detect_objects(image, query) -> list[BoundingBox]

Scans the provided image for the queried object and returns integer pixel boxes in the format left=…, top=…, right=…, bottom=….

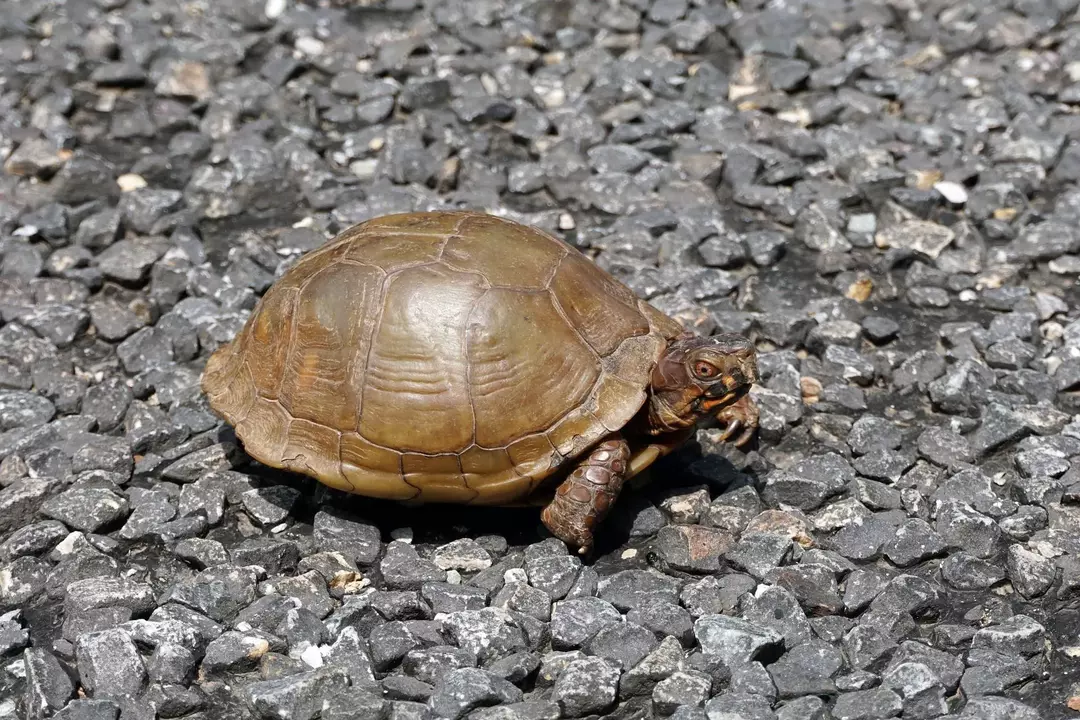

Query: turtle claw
left=715, top=394, right=759, bottom=448
left=734, top=424, right=756, bottom=448
left=717, top=419, right=742, bottom=444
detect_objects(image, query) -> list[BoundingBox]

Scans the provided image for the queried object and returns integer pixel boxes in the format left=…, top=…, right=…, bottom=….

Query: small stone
left=243, top=667, right=350, bottom=720
left=796, top=203, right=851, bottom=252
left=882, top=520, right=946, bottom=567
left=1006, top=545, right=1056, bottom=598
left=5, top=139, right=67, bottom=178
left=941, top=553, right=1006, bottom=590
left=167, top=565, right=258, bottom=622
left=428, top=668, right=523, bottom=720
left=24, top=647, right=75, bottom=715
left=524, top=554, right=580, bottom=601
left=693, top=614, right=783, bottom=666
left=626, top=599, right=694, bottom=646
left=832, top=687, right=902, bottom=720
left=861, top=315, right=899, bottom=343
left=598, top=569, right=680, bottom=611
left=551, top=656, right=620, bottom=717
left=155, top=61, right=212, bottom=100
left=381, top=542, right=445, bottom=590
left=492, top=582, right=552, bottom=622
left=876, top=220, right=954, bottom=259
left=583, top=622, right=659, bottom=671
left=313, top=508, right=381, bottom=565
left=65, top=576, right=156, bottom=616
left=434, top=539, right=492, bottom=572
left=653, top=525, right=734, bottom=573
left=933, top=182, right=968, bottom=205
left=972, top=614, right=1045, bottom=657
left=41, top=487, right=130, bottom=533
left=441, top=609, right=527, bottom=664
left=550, top=597, right=621, bottom=649
left=917, top=427, right=974, bottom=467
left=75, top=628, right=147, bottom=699
left=241, top=486, right=301, bottom=526
left=652, top=671, right=712, bottom=714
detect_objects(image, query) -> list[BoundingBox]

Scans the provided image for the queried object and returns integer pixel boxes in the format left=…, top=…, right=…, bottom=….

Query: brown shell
left=201, top=211, right=684, bottom=505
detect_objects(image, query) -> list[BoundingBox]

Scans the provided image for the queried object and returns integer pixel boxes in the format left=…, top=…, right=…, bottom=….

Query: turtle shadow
left=241, top=463, right=549, bottom=547
left=234, top=435, right=761, bottom=559
left=590, top=442, right=762, bottom=560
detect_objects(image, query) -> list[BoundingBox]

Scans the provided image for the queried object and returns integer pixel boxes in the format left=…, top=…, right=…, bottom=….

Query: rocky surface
left=1, top=0, right=1079, bottom=718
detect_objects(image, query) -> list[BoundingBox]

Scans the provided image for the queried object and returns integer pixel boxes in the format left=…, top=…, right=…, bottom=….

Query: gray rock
left=53, top=699, right=122, bottom=720
left=550, top=596, right=621, bottom=649
left=694, top=614, right=784, bottom=666
left=166, top=565, right=258, bottom=622
left=653, top=670, right=712, bottom=714
left=831, top=687, right=902, bottom=720
left=381, top=542, right=445, bottom=590
left=551, top=656, right=620, bottom=717
left=41, top=487, right=130, bottom=533
left=65, top=576, right=156, bottom=616
left=24, top=647, right=75, bottom=716
left=598, top=569, right=680, bottom=611
left=241, top=485, right=301, bottom=526
left=524, top=554, right=580, bottom=600
left=1006, top=545, right=1056, bottom=598
left=311, top=508, right=382, bottom=565
left=627, top=599, right=694, bottom=646
left=243, top=667, right=350, bottom=720
left=433, top=539, right=492, bottom=572
left=702, top=692, right=776, bottom=720
left=880, top=662, right=947, bottom=719
left=75, top=628, right=147, bottom=699
left=202, top=629, right=277, bottom=674
left=428, top=668, right=523, bottom=719
left=442, top=608, right=526, bottom=664
left=584, top=621, right=659, bottom=671
left=972, top=614, right=1045, bottom=657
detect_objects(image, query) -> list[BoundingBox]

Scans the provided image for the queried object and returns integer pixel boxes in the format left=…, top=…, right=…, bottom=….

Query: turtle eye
left=693, top=360, right=718, bottom=379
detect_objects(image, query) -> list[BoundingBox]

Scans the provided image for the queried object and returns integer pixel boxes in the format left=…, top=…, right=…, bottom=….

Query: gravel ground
left=2, top=0, right=1080, bottom=718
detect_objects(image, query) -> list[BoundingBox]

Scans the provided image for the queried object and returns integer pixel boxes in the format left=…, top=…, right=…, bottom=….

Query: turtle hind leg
left=540, top=433, right=631, bottom=555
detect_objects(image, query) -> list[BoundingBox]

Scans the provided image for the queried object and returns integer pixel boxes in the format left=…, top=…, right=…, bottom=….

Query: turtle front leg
left=714, top=393, right=759, bottom=447
left=541, top=434, right=630, bottom=555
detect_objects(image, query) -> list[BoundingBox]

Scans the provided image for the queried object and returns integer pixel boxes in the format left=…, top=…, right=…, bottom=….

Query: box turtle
left=201, top=211, right=759, bottom=553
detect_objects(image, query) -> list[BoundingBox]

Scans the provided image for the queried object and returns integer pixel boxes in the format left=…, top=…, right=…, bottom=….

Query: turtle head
left=645, top=332, right=758, bottom=434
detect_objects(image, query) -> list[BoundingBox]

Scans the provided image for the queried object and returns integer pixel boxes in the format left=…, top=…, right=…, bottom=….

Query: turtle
left=201, top=210, right=759, bottom=554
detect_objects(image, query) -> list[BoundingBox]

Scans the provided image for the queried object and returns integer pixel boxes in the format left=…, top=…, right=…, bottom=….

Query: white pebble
left=445, top=570, right=462, bottom=585
left=620, top=548, right=638, bottom=560
left=958, top=289, right=977, bottom=302
left=300, top=644, right=324, bottom=668
left=116, top=173, right=147, bottom=192
left=933, top=181, right=968, bottom=205
left=847, top=214, right=876, bottom=234
left=350, top=159, right=378, bottom=180
left=558, top=212, right=575, bottom=231
left=265, top=0, right=286, bottom=19
left=295, top=36, right=325, bottom=57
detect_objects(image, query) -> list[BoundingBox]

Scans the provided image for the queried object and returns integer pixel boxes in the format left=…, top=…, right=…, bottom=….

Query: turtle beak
left=700, top=380, right=749, bottom=412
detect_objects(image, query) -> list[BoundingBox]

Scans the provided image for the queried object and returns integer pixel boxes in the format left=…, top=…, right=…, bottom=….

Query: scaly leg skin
left=715, top=393, right=759, bottom=448
left=540, top=435, right=630, bottom=556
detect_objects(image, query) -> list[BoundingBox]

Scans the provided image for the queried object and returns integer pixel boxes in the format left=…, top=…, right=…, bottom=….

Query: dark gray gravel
left=1, top=0, right=1080, bottom=718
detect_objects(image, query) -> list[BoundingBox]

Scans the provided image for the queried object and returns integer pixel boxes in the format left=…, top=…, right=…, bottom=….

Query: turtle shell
left=201, top=211, right=684, bottom=505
